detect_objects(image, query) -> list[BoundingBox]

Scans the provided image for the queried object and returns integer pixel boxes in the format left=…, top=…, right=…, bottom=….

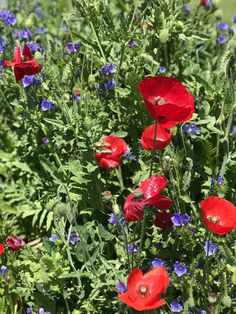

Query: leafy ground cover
left=0, top=0, right=236, bottom=313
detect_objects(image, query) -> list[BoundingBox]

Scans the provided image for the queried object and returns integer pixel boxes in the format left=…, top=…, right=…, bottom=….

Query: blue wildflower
left=61, top=23, right=69, bottom=30
left=217, top=176, right=224, bottom=185
left=184, top=5, right=191, bottom=12
left=173, top=261, right=188, bottom=277
left=217, top=22, right=228, bottom=31
left=101, top=63, right=116, bottom=75
left=26, top=308, right=33, bottom=314
left=170, top=300, right=184, bottom=312
left=171, top=213, right=191, bottom=226
left=65, top=42, right=80, bottom=53
left=128, top=243, right=138, bottom=253
left=151, top=258, right=165, bottom=268
left=0, top=10, right=16, bottom=26
left=49, top=234, right=58, bottom=243
left=40, top=99, right=56, bottom=111
left=38, top=309, right=45, bottom=314
left=204, top=0, right=212, bottom=8
left=108, top=213, right=118, bottom=225
left=199, top=309, right=207, bottom=314
left=35, top=8, right=43, bottom=16
left=1, top=266, right=7, bottom=277
left=116, top=281, right=127, bottom=293
left=159, top=66, right=166, bottom=73
left=27, top=41, right=44, bottom=54
left=22, top=75, right=37, bottom=88
left=128, top=41, right=137, bottom=47
left=69, top=233, right=80, bottom=245
left=182, top=123, right=201, bottom=135
left=232, top=126, right=236, bottom=136
left=217, top=34, right=228, bottom=45
left=36, top=27, right=46, bottom=35
left=233, top=16, right=236, bottom=23
left=42, top=137, right=49, bottom=145
left=123, top=148, right=136, bottom=161
left=107, top=79, right=116, bottom=90
left=204, top=240, right=218, bottom=256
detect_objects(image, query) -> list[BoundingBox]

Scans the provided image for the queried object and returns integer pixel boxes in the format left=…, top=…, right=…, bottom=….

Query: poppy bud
left=176, top=21, right=184, bottom=30
left=222, top=295, right=231, bottom=307
left=112, top=204, right=120, bottom=216
left=84, top=116, right=92, bottom=129
left=102, top=190, right=112, bottom=201
left=24, top=13, right=35, bottom=28
left=188, top=297, right=195, bottom=308
left=214, top=9, right=223, bottom=18
left=34, top=51, right=44, bottom=65
left=212, top=0, right=220, bottom=7
left=6, top=236, right=25, bottom=251
left=159, top=29, right=169, bottom=43
left=208, top=293, right=217, bottom=304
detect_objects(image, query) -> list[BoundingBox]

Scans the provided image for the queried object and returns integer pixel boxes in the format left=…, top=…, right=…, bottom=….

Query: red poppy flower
left=201, top=196, right=236, bottom=235
left=123, top=193, right=145, bottom=221
left=5, top=44, right=42, bottom=81
left=138, top=76, right=194, bottom=129
left=118, top=267, right=169, bottom=311
left=73, top=90, right=80, bottom=96
left=6, top=235, right=25, bottom=251
left=123, top=176, right=172, bottom=221
left=141, top=124, right=173, bottom=150
left=0, top=243, right=4, bottom=255
left=153, top=212, right=174, bottom=229
left=95, top=135, right=128, bottom=169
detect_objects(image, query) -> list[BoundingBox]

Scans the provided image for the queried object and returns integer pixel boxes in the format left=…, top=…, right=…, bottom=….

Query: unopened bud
left=222, top=295, right=231, bottom=308
left=34, top=51, right=44, bottom=65
left=24, top=14, right=35, bottom=28
left=84, top=116, right=92, bottom=129
left=214, top=9, right=223, bottom=18
left=159, top=29, right=169, bottom=43
left=112, top=204, right=120, bottom=216
left=188, top=297, right=195, bottom=308
left=102, top=190, right=112, bottom=201
left=208, top=293, right=217, bottom=304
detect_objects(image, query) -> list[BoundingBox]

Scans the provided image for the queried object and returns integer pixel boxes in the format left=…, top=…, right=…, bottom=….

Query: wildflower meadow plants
left=0, top=0, right=236, bottom=313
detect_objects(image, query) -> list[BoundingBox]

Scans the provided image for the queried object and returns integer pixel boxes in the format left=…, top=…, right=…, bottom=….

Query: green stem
left=139, top=121, right=158, bottom=264
left=90, top=21, right=107, bottom=62
left=115, top=166, right=125, bottom=191
left=203, top=231, right=212, bottom=309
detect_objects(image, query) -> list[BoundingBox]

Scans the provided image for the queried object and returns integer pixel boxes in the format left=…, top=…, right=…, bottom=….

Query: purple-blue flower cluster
left=173, top=261, right=188, bottom=277
left=204, top=240, right=218, bottom=256
left=123, top=148, right=136, bottom=161
left=182, top=123, right=201, bottom=135
left=22, top=75, right=41, bottom=88
left=13, top=29, right=32, bottom=40
left=0, top=10, right=16, bottom=26
left=171, top=213, right=191, bottom=226
left=65, top=42, right=80, bottom=53
left=128, top=243, right=138, bottom=253
left=40, top=99, right=56, bottom=111
left=151, top=258, right=165, bottom=268
left=108, top=213, right=124, bottom=225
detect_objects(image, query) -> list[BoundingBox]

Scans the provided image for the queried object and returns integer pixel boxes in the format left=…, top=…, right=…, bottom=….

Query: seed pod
left=24, top=13, right=35, bottom=28
left=112, top=204, right=120, bottom=216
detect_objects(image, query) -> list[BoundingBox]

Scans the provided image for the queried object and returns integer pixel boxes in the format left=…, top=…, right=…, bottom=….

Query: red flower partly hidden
left=141, top=124, right=173, bottom=150
left=118, top=267, right=169, bottom=311
left=153, top=212, right=174, bottom=229
left=201, top=196, right=236, bottom=235
left=124, top=176, right=172, bottom=221
left=6, top=236, right=25, bottom=251
left=5, top=44, right=42, bottom=81
left=0, top=243, right=4, bottom=255
left=138, top=76, right=194, bottom=129
left=95, top=135, right=128, bottom=169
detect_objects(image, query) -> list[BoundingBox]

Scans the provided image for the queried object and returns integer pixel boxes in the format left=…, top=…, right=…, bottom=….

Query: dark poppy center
left=154, top=96, right=166, bottom=106
left=207, top=215, right=220, bottom=224
left=138, top=286, right=148, bottom=296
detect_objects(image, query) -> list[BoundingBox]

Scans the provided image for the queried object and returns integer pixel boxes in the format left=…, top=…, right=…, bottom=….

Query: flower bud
left=5, top=275, right=10, bottom=283
left=212, top=0, right=220, bottom=8
left=159, top=29, right=169, bottom=43
left=188, top=297, right=195, bottom=308
left=102, top=190, right=112, bottom=201
left=84, top=116, right=92, bottom=129
left=176, top=21, right=184, bottom=30
left=222, top=295, right=231, bottom=308
left=34, top=51, right=44, bottom=65
left=24, top=14, right=35, bottom=28
left=208, top=293, right=217, bottom=304
left=214, top=9, right=223, bottom=18
left=112, top=204, right=120, bottom=216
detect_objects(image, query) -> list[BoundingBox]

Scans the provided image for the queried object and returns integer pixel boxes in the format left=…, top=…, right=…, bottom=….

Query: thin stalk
left=203, top=231, right=212, bottom=309
left=115, top=166, right=125, bottom=191
left=139, top=121, right=158, bottom=263
left=90, top=21, right=107, bottom=62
